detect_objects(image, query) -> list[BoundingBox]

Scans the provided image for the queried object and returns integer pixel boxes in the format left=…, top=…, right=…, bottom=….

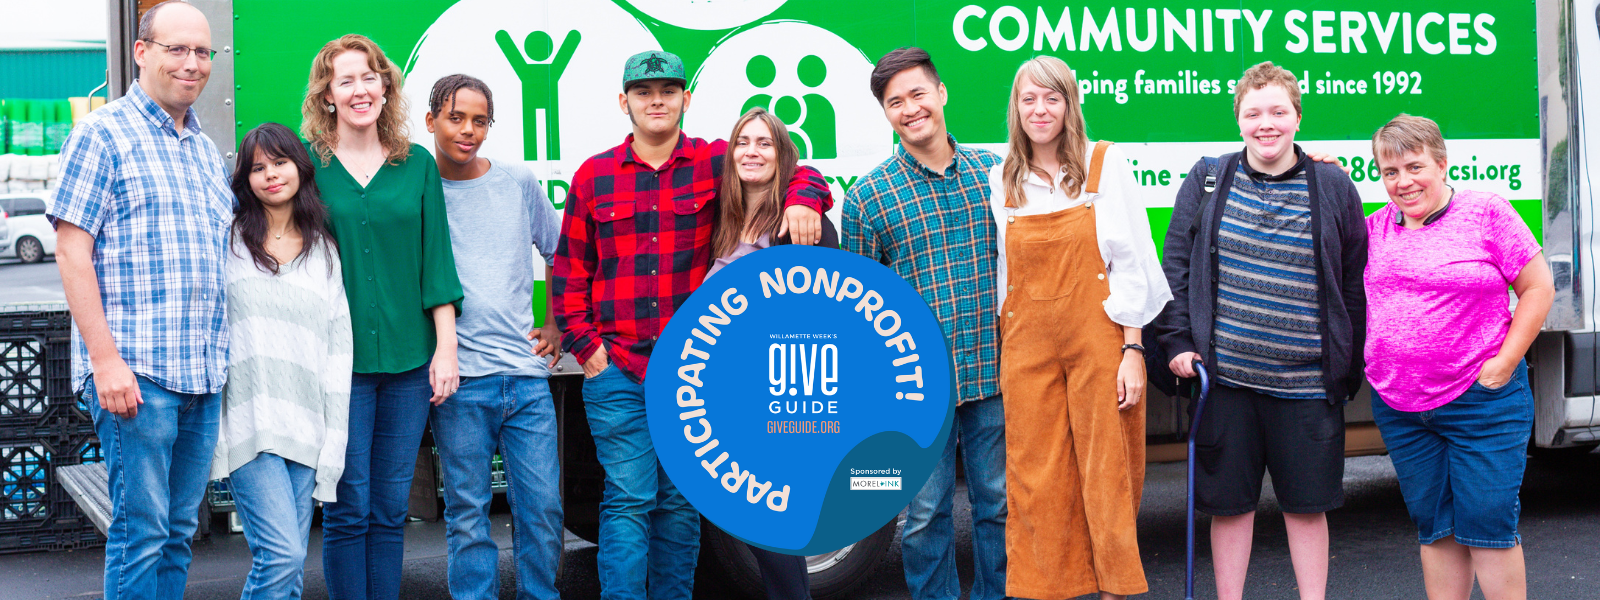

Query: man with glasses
left=47, top=2, right=233, bottom=598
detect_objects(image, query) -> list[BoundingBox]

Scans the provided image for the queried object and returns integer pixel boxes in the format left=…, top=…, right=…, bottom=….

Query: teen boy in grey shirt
left=425, top=74, right=564, bottom=600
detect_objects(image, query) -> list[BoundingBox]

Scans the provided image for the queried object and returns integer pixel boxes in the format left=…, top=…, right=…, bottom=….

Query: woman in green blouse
left=300, top=34, right=463, bottom=600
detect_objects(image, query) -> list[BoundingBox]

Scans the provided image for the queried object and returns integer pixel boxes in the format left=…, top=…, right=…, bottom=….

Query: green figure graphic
left=772, top=96, right=812, bottom=157
left=741, top=55, right=777, bottom=116
left=496, top=29, right=580, bottom=161
left=739, top=54, right=836, bottom=159
left=796, top=55, right=836, bottom=159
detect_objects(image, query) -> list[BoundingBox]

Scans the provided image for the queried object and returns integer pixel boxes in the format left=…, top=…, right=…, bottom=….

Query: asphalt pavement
left=2, top=259, right=1597, bottom=599
left=0, top=258, right=65, bottom=305
left=2, top=452, right=1596, bottom=599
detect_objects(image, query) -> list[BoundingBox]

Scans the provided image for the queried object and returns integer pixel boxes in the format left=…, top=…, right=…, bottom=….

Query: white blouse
left=986, top=143, right=1172, bottom=328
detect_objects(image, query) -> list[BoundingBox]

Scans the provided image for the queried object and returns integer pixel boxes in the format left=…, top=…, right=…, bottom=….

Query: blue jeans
left=230, top=453, right=317, bottom=600
left=430, top=375, right=563, bottom=600
left=902, top=395, right=1008, bottom=600
left=84, top=376, right=220, bottom=600
left=322, top=364, right=433, bottom=600
left=1372, top=360, right=1533, bottom=549
left=582, top=364, right=701, bottom=600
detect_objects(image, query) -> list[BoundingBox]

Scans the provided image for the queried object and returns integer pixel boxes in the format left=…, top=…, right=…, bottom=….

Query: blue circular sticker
left=645, top=245, right=954, bottom=555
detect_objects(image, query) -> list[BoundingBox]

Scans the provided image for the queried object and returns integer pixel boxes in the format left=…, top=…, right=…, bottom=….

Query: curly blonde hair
left=1233, top=61, right=1301, bottom=118
left=301, top=34, right=411, bottom=164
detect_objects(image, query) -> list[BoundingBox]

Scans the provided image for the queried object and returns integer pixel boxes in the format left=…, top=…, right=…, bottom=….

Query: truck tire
left=1527, top=441, right=1600, bottom=462
left=701, top=517, right=896, bottom=600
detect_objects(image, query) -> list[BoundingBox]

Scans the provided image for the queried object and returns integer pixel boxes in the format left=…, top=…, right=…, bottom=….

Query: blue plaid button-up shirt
left=843, top=135, right=1002, bottom=404
left=48, top=83, right=233, bottom=395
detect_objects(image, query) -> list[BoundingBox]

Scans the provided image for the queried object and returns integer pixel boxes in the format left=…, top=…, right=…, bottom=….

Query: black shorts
left=1189, top=383, right=1345, bottom=516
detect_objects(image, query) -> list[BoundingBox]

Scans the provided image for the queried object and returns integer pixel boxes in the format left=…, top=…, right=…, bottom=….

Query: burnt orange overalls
left=999, top=141, right=1147, bottom=599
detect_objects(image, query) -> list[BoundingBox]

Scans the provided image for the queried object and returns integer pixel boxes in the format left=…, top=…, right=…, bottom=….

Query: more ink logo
left=646, top=246, right=953, bottom=555
left=686, top=22, right=893, bottom=161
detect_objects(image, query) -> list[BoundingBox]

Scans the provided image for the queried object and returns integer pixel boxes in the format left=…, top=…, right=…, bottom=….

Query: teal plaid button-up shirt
left=843, top=135, right=1002, bottom=404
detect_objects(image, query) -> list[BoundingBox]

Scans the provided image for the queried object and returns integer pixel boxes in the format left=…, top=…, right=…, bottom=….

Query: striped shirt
left=47, top=83, right=234, bottom=395
left=843, top=136, right=1002, bottom=404
left=1213, top=158, right=1326, bottom=399
left=214, top=237, right=352, bottom=501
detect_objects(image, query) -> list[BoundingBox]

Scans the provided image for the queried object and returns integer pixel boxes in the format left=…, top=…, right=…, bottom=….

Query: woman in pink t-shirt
left=1364, top=114, right=1553, bottom=600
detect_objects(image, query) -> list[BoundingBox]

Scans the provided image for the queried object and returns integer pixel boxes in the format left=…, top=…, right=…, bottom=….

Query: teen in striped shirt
left=1153, top=62, right=1368, bottom=600
left=216, top=122, right=351, bottom=600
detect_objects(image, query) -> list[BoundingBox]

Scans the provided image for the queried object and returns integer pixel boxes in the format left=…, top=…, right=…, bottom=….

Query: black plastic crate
left=0, top=307, right=76, bottom=431
left=0, top=524, right=103, bottom=554
left=0, top=403, right=94, bottom=446
left=1, top=441, right=50, bottom=521
left=207, top=478, right=234, bottom=508
left=0, top=434, right=105, bottom=554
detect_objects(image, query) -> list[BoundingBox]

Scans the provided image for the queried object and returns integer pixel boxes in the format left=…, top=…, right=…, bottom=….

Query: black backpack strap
left=1187, top=155, right=1229, bottom=239
left=1202, top=156, right=1221, bottom=193
left=1151, top=155, right=1229, bottom=399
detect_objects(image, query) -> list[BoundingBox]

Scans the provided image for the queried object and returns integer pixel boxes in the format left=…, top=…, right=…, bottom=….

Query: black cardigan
left=1148, top=150, right=1369, bottom=403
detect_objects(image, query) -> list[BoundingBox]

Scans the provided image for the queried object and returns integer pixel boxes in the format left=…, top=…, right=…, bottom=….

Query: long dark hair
left=713, top=108, right=798, bottom=259
left=231, top=122, right=336, bottom=274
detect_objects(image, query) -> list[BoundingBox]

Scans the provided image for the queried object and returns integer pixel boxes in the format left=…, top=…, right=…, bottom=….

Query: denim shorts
left=1371, top=360, right=1533, bottom=548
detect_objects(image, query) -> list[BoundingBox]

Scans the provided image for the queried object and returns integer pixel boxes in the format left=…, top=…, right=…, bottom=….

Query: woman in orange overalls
left=986, top=56, right=1172, bottom=600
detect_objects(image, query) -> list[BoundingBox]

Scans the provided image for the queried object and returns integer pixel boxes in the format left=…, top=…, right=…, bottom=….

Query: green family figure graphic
left=741, top=54, right=837, bottom=159
left=496, top=29, right=836, bottom=161
left=496, top=29, right=580, bottom=161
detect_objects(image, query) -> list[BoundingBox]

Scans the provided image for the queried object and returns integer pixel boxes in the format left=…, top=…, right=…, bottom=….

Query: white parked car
left=0, top=193, right=56, bottom=263
left=0, top=203, right=10, bottom=257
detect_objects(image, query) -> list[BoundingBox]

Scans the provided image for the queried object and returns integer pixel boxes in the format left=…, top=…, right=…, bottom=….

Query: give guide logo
left=403, top=0, right=893, bottom=208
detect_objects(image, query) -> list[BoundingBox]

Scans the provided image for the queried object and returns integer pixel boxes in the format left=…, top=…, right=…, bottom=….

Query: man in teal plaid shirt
left=842, top=47, right=1008, bottom=600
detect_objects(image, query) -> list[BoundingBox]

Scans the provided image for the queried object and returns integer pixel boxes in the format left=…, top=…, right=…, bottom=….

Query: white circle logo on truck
left=685, top=21, right=892, bottom=160
left=404, top=0, right=661, bottom=168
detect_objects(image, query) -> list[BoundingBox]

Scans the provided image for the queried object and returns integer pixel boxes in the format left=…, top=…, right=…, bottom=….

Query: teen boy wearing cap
left=553, top=50, right=833, bottom=599
left=842, top=47, right=1009, bottom=600
left=425, top=74, right=565, bottom=600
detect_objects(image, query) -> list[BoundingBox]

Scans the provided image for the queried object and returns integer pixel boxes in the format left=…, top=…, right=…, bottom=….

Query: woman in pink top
left=1364, top=114, right=1552, bottom=600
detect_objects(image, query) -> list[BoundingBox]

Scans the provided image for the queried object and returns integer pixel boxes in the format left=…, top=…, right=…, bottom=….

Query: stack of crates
left=0, top=303, right=104, bottom=554
left=432, top=450, right=511, bottom=495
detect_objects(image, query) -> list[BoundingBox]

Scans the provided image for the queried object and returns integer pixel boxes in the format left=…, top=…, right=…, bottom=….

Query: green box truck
left=97, top=0, right=1600, bottom=596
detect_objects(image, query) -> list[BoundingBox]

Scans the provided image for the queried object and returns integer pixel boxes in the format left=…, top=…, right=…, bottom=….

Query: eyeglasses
left=144, top=39, right=217, bottom=62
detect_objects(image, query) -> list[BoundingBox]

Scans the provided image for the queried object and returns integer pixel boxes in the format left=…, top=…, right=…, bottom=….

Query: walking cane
left=1185, top=359, right=1211, bottom=600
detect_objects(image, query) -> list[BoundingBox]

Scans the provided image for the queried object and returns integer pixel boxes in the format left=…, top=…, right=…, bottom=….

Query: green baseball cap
left=622, top=50, right=688, bottom=91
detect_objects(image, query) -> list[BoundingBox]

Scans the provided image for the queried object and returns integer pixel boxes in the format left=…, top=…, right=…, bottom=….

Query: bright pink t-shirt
left=1364, top=190, right=1541, bottom=412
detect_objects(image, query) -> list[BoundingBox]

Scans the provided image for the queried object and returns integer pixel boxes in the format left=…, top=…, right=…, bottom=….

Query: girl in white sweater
left=216, top=122, right=352, bottom=600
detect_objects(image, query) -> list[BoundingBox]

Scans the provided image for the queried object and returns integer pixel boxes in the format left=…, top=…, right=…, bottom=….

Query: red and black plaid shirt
left=554, top=132, right=832, bottom=382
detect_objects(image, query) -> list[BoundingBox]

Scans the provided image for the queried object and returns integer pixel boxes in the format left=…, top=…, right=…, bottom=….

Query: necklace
left=269, top=219, right=293, bottom=240
left=355, top=157, right=379, bottom=181
left=341, top=147, right=385, bottom=182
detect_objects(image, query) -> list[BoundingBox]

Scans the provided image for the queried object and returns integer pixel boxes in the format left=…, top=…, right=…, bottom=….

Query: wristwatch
left=1121, top=343, right=1146, bottom=356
